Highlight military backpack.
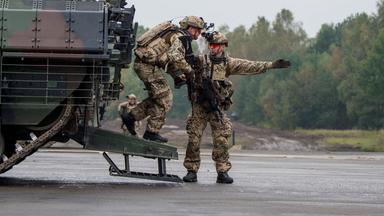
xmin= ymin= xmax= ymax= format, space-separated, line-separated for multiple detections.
xmin=135 ymin=22 xmax=186 ymax=65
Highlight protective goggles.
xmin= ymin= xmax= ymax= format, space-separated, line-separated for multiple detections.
xmin=208 ymin=43 xmax=223 ymax=49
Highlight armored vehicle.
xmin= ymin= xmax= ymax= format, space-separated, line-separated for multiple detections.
xmin=0 ymin=0 xmax=181 ymax=182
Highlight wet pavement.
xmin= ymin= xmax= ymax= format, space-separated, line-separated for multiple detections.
xmin=1 ymin=150 xmax=384 ymax=216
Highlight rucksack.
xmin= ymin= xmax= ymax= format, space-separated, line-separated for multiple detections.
xmin=135 ymin=22 xmax=184 ymax=65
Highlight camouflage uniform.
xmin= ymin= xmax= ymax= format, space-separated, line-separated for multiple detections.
xmin=118 ymin=101 xmax=140 ymax=132
xmin=130 ymin=17 xmax=203 ymax=134
xmin=184 ymin=54 xmax=274 ymax=173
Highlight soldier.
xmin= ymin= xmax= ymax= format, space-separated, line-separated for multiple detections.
xmin=183 ymin=32 xmax=291 ymax=184
xmin=122 ymin=16 xmax=205 ymax=143
xmin=118 ymin=94 xmax=140 ymax=133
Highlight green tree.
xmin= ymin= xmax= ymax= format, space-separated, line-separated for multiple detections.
xmin=355 ymin=29 xmax=384 ymax=128
xmin=230 ymin=9 xmax=307 ymax=128
xmin=311 ymin=24 xmax=341 ymax=53
xmin=376 ymin=0 xmax=384 ymax=28
xmin=335 ymin=13 xmax=378 ymax=128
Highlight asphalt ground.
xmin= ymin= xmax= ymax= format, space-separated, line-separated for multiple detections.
xmin=1 ymin=149 xmax=384 ymax=216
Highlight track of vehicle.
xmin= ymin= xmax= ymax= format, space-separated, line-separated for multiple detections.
xmin=0 ymin=103 xmax=73 ymax=174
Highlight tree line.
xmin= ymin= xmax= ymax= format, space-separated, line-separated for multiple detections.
xmin=112 ymin=0 xmax=384 ymax=130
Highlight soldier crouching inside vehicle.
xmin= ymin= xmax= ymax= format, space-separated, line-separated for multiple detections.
xmin=122 ymin=16 xmax=205 ymax=143
xmin=118 ymin=94 xmax=141 ymax=134
xmin=183 ymin=32 xmax=291 ymax=184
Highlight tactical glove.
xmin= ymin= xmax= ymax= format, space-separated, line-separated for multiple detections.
xmin=174 ymin=74 xmax=187 ymax=89
xmin=272 ymin=59 xmax=291 ymax=68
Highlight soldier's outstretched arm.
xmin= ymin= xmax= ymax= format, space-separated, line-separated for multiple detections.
xmin=226 ymin=57 xmax=290 ymax=76
xmin=166 ymin=34 xmax=194 ymax=75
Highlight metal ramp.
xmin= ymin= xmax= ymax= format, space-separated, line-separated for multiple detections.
xmin=85 ymin=127 xmax=182 ymax=183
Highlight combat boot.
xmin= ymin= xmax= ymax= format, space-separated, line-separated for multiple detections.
xmin=143 ymin=131 xmax=168 ymax=143
xmin=183 ymin=171 xmax=197 ymax=183
xmin=122 ymin=112 xmax=137 ymax=136
xmin=216 ymin=172 xmax=233 ymax=184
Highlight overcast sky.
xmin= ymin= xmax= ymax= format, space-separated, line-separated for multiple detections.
xmin=128 ymin=0 xmax=379 ymax=38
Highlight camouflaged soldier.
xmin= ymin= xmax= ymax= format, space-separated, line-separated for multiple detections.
xmin=183 ymin=32 xmax=291 ymax=184
xmin=118 ymin=94 xmax=140 ymax=133
xmin=122 ymin=16 xmax=205 ymax=142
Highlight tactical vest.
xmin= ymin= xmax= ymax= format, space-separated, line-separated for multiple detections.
xmin=134 ymin=22 xmax=192 ymax=66
xmin=191 ymin=54 xmax=234 ymax=112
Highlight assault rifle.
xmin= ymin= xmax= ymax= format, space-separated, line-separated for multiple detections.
xmin=186 ymin=55 xmax=224 ymax=121
xmin=200 ymin=77 xmax=224 ymax=121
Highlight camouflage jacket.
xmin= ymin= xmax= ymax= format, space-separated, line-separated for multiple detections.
xmin=165 ymin=32 xmax=194 ymax=75
xmin=190 ymin=53 xmax=273 ymax=110
xmin=135 ymin=24 xmax=194 ymax=75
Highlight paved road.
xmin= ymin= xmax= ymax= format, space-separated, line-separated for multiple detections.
xmin=1 ymin=150 xmax=384 ymax=216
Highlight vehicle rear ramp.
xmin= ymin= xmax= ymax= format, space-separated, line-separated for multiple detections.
xmin=85 ymin=127 xmax=182 ymax=183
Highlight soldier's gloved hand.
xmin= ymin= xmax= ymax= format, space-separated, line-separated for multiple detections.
xmin=185 ymin=70 xmax=193 ymax=80
xmin=272 ymin=59 xmax=291 ymax=68
xmin=174 ymin=74 xmax=187 ymax=89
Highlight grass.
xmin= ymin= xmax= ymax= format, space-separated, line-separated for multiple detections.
xmin=296 ymin=129 xmax=384 ymax=152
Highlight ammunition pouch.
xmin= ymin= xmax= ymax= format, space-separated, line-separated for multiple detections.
xmin=134 ymin=47 xmax=156 ymax=64
xmin=134 ymin=38 xmax=169 ymax=66
xmin=218 ymin=80 xmax=234 ymax=111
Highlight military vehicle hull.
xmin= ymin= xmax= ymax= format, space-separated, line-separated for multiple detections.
xmin=0 ymin=0 xmax=181 ymax=182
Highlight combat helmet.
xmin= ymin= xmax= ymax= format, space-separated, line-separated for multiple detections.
xmin=209 ymin=32 xmax=228 ymax=47
xmin=126 ymin=94 xmax=136 ymax=99
xmin=179 ymin=16 xmax=205 ymax=30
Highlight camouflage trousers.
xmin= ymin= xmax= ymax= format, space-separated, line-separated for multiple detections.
xmin=130 ymin=60 xmax=173 ymax=133
xmin=183 ymin=103 xmax=232 ymax=173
